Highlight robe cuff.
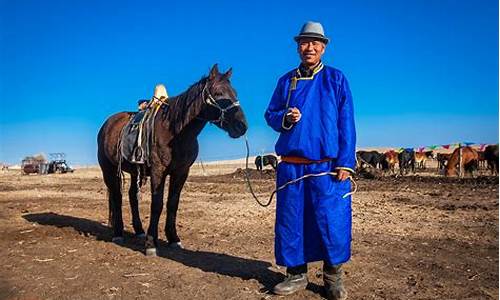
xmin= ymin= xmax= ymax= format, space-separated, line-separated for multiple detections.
xmin=335 ymin=167 xmax=356 ymax=174
xmin=281 ymin=114 xmax=293 ymax=130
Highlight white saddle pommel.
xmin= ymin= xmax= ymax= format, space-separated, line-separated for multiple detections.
xmin=154 ymin=84 xmax=168 ymax=100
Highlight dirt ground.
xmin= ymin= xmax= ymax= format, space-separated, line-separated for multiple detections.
xmin=0 ymin=166 xmax=498 ymax=300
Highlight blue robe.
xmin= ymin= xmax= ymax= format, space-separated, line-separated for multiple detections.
xmin=264 ymin=63 xmax=356 ymax=267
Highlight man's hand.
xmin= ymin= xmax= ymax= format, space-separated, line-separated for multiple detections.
xmin=285 ymin=107 xmax=301 ymax=124
xmin=336 ymin=169 xmax=351 ymax=181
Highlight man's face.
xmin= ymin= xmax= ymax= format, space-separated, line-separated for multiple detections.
xmin=297 ymin=38 xmax=326 ymax=67
xmin=139 ymin=102 xmax=148 ymax=110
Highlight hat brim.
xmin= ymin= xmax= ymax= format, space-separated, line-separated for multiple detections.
xmin=294 ymin=33 xmax=329 ymax=44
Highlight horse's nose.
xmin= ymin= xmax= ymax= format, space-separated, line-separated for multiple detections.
xmin=236 ymin=120 xmax=247 ymax=135
xmin=228 ymin=121 xmax=247 ymax=138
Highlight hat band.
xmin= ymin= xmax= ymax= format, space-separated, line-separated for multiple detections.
xmin=294 ymin=32 xmax=329 ymax=43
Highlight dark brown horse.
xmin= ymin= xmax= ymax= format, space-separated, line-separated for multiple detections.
xmin=97 ymin=65 xmax=247 ymax=256
xmin=255 ymin=154 xmax=278 ymax=171
xmin=445 ymin=147 xmax=478 ymax=177
xmin=484 ymin=144 xmax=499 ymax=175
xmin=436 ymin=153 xmax=451 ymax=170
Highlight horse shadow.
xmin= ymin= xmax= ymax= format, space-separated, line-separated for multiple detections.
xmin=23 ymin=212 xmax=323 ymax=296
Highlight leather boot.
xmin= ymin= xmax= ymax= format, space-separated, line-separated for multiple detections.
xmin=273 ymin=273 xmax=308 ymax=295
xmin=323 ymin=264 xmax=347 ymax=300
xmin=273 ymin=264 xmax=308 ymax=295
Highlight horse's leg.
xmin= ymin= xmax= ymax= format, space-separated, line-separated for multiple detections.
xmin=129 ymin=173 xmax=145 ymax=237
xmin=102 ymin=171 xmax=124 ymax=243
xmin=145 ymin=170 xmax=167 ymax=256
xmin=165 ymin=169 xmax=189 ymax=248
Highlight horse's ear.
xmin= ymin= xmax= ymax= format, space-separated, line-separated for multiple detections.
xmin=222 ymin=68 xmax=232 ymax=80
xmin=209 ymin=64 xmax=219 ymax=80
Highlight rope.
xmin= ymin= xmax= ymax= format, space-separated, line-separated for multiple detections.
xmin=116 ymin=120 xmax=129 ymax=193
xmin=244 ymin=136 xmax=272 ymax=207
xmin=243 ymin=135 xmax=357 ymax=208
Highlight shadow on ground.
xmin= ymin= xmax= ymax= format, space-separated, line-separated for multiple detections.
xmin=23 ymin=212 xmax=324 ymax=297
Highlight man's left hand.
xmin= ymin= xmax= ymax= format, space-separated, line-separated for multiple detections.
xmin=336 ymin=169 xmax=351 ymax=181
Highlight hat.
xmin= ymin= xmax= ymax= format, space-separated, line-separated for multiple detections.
xmin=137 ymin=99 xmax=148 ymax=105
xmin=154 ymin=84 xmax=168 ymax=99
xmin=294 ymin=21 xmax=329 ymax=44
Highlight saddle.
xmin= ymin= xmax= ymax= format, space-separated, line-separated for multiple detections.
xmin=120 ymin=84 xmax=169 ymax=165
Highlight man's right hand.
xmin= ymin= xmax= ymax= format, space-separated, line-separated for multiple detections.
xmin=286 ymin=107 xmax=302 ymax=123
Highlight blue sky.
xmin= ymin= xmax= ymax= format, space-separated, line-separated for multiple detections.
xmin=0 ymin=0 xmax=498 ymax=165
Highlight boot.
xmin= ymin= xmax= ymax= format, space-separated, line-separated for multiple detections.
xmin=273 ymin=264 xmax=308 ymax=295
xmin=323 ymin=264 xmax=347 ymax=300
xmin=273 ymin=273 xmax=308 ymax=295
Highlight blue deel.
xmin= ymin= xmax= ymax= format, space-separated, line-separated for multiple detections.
xmin=264 ymin=64 xmax=356 ymax=267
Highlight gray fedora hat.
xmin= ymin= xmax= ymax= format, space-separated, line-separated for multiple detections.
xmin=294 ymin=21 xmax=329 ymax=44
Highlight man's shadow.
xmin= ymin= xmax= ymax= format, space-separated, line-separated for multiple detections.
xmin=23 ymin=212 xmax=323 ymax=295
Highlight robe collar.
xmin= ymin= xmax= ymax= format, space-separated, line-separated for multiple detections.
xmin=296 ymin=61 xmax=324 ymax=79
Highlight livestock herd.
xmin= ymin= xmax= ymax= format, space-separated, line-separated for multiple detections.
xmin=356 ymin=144 xmax=499 ymax=177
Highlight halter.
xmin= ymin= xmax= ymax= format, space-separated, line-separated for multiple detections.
xmin=200 ymin=83 xmax=240 ymax=126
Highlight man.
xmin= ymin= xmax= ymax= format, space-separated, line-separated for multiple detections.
xmin=264 ymin=21 xmax=356 ymax=300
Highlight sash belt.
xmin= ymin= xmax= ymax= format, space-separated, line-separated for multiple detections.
xmin=280 ymin=156 xmax=333 ymax=164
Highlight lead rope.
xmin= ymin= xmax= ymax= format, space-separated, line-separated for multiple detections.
xmin=243 ymin=135 xmax=357 ymax=208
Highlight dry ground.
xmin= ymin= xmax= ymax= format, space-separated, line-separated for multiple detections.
xmin=0 ymin=165 xmax=497 ymax=300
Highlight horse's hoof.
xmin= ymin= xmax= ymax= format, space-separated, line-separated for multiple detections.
xmin=169 ymin=242 xmax=183 ymax=249
xmin=112 ymin=237 xmax=124 ymax=244
xmin=136 ymin=233 xmax=146 ymax=239
xmin=145 ymin=247 xmax=157 ymax=257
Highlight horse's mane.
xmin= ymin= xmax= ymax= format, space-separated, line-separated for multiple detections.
xmin=164 ymin=76 xmax=208 ymax=134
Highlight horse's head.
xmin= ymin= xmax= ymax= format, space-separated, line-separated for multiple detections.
xmin=444 ymin=165 xmax=457 ymax=177
xmin=199 ymin=64 xmax=248 ymax=138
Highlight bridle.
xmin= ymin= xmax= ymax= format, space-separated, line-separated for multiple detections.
xmin=199 ymin=82 xmax=241 ymax=126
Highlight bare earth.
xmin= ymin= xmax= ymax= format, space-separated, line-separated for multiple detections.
xmin=0 ymin=166 xmax=498 ymax=300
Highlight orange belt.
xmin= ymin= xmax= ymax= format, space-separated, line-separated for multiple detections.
xmin=280 ymin=156 xmax=333 ymax=164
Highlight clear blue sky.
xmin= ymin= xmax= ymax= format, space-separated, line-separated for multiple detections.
xmin=1 ymin=0 xmax=498 ymax=165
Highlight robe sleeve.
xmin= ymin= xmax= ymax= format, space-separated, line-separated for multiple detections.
xmin=335 ymin=75 xmax=356 ymax=173
xmin=265 ymin=78 xmax=293 ymax=132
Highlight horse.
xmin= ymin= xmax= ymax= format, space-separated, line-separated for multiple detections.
xmin=445 ymin=147 xmax=478 ymax=177
xmin=255 ymin=154 xmax=278 ymax=171
xmin=477 ymin=151 xmax=486 ymax=169
xmin=484 ymin=144 xmax=499 ymax=175
xmin=356 ymin=150 xmax=384 ymax=169
xmin=398 ymin=149 xmax=415 ymax=175
xmin=414 ymin=151 xmax=435 ymax=169
xmin=382 ymin=150 xmax=399 ymax=175
xmin=97 ymin=65 xmax=248 ymax=256
xmin=436 ymin=153 xmax=451 ymax=170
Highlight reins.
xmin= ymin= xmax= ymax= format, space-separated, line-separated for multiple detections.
xmin=243 ymin=135 xmax=358 ymax=208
